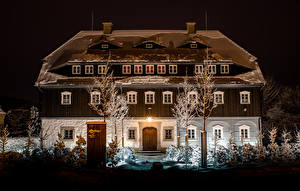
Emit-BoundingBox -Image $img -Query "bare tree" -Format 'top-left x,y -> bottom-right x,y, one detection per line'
0,125 -> 9,154
195,60 -> 218,168
24,106 -> 39,156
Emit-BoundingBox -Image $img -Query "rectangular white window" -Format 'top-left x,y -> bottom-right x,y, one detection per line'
127,91 -> 137,104
72,65 -> 81,74
122,65 -> 131,74
98,65 -> 107,74
169,65 -> 177,74
188,129 -> 195,139
163,91 -> 173,104
101,44 -> 109,49
157,65 -> 166,74
85,65 -> 94,74
61,91 -> 72,105
128,129 -> 135,139
240,125 -> 250,139
220,64 -> 229,74
208,65 -> 216,74
240,91 -> 251,104
165,129 -> 172,140
190,43 -> 197,49
195,65 -> 203,74
146,65 -> 154,74
188,91 -> 198,103
145,43 -> 153,49
213,125 -> 223,139
134,65 -> 143,74
90,91 -> 100,104
214,91 -> 224,104
145,91 -> 155,104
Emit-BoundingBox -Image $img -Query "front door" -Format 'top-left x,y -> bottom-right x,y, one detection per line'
143,127 -> 157,151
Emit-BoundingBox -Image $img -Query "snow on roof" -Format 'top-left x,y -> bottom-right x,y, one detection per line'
36,29 -> 262,86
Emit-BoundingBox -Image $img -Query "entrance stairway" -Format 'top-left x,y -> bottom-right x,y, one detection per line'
136,151 -> 165,162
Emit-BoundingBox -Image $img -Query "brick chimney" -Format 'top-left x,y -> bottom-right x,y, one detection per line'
102,22 -> 113,34
186,22 -> 196,34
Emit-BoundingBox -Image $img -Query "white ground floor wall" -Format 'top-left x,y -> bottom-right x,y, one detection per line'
41,116 -> 261,151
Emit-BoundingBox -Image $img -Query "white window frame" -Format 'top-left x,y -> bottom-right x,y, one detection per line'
127,91 -> 137,104
134,65 -> 143,74
61,91 -> 72,105
188,127 -> 197,140
208,65 -> 216,74
163,126 -> 174,141
85,65 -> 94,74
220,64 -> 229,74
214,91 -> 224,104
122,65 -> 131,74
98,65 -> 107,74
101,44 -> 109,49
195,64 -> 203,74
157,65 -> 166,74
90,91 -> 101,104
239,125 -> 250,140
169,65 -> 178,74
162,91 -> 173,104
145,43 -> 153,49
61,127 -> 75,140
146,65 -> 154,74
240,91 -> 251,104
145,91 -> 155,104
212,125 -> 223,139
190,43 -> 197,49
72,65 -> 81,74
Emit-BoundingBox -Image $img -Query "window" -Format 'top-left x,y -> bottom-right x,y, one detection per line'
208,65 -> 216,74
61,127 -> 74,140
214,91 -> 224,104
195,65 -> 203,74
72,65 -> 81,74
239,125 -> 250,140
61,91 -> 71,105
240,91 -> 251,104
122,65 -> 131,74
128,129 -> 135,139
220,64 -> 229,74
98,65 -> 107,74
212,125 -> 223,139
145,91 -> 155,104
190,43 -> 197,49
145,43 -> 153,49
90,91 -> 100,104
101,44 -> 109,49
188,91 -> 198,102
188,129 -> 196,139
134,65 -> 143,74
157,65 -> 166,74
163,91 -> 173,104
169,65 -> 177,74
127,91 -> 137,104
85,65 -> 94,74
146,65 -> 154,74
165,129 -> 172,140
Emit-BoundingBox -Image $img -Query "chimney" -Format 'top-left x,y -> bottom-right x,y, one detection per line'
186,22 -> 196,34
102,22 -> 113,34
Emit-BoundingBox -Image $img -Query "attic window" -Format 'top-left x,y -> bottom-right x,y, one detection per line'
220,65 -> 229,74
101,44 -> 109,49
145,43 -> 153,49
190,43 -> 197,49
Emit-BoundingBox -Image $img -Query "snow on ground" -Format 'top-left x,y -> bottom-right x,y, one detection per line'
6,137 -> 39,153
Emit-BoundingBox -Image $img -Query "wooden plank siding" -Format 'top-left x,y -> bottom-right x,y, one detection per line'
40,87 -> 262,118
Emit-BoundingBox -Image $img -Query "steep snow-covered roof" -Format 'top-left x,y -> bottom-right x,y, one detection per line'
36,29 -> 261,86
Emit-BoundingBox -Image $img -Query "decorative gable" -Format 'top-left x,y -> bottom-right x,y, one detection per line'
134,41 -> 165,49
88,41 -> 121,50
177,41 -> 208,49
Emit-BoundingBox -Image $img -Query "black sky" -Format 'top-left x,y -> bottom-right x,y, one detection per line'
0,0 -> 299,103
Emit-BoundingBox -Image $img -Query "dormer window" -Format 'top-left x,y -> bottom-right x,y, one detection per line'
157,65 -> 166,74
101,44 -> 109,49
72,65 -> 81,74
134,65 -> 143,74
169,65 -> 177,74
208,65 -> 216,74
220,64 -> 229,74
122,65 -> 131,74
85,65 -> 94,74
190,43 -> 197,49
98,65 -> 107,74
146,65 -> 154,74
145,43 -> 153,49
195,65 -> 203,74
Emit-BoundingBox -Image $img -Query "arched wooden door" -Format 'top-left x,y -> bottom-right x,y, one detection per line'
143,127 -> 157,151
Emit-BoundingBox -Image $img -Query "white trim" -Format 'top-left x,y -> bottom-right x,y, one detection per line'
134,65 -> 143,74
208,65 -> 216,74
240,91 -> 251,104
127,91 -> 137,104
145,43 -> 153,49
61,91 -> 72,105
90,91 -> 100,104
190,43 -> 197,49
145,65 -> 154,74
187,126 -> 197,140
98,65 -> 107,74
169,65 -> 178,74
145,91 -> 155,104
122,65 -> 131,74
239,124 -> 250,140
212,125 -> 224,139
85,65 -> 94,74
61,126 -> 75,140
220,64 -> 229,74
214,91 -> 224,104
72,65 -> 81,74
162,91 -> 173,104
157,64 -> 166,74
101,44 -> 109,49
195,64 -> 203,74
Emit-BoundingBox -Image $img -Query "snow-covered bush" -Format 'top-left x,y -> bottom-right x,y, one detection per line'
164,145 -> 201,166
295,130 -> 300,160
116,147 -> 136,164
268,128 -> 280,163
281,130 -> 296,162
241,143 -> 256,164
106,139 -> 120,167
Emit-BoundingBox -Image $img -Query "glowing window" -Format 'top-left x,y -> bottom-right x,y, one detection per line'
169,65 -> 177,74
157,65 -> 166,74
134,65 -> 143,74
122,65 -> 131,74
146,65 -> 154,74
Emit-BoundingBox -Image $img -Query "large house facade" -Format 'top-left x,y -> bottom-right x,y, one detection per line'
35,22 -> 265,151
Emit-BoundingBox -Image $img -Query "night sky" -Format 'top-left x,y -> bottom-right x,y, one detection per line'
1,0 -> 299,103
